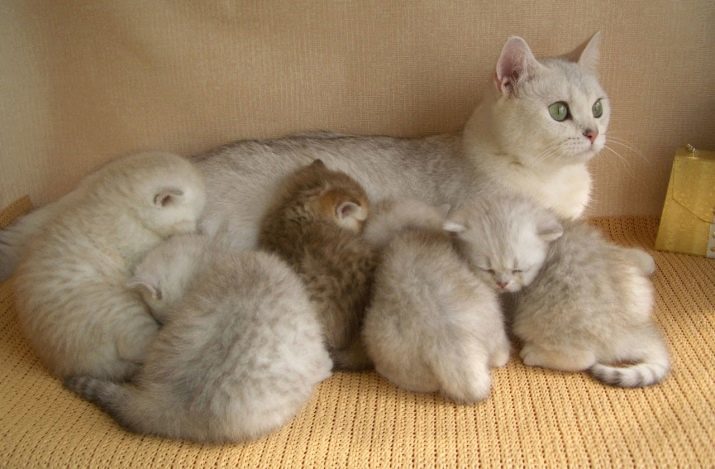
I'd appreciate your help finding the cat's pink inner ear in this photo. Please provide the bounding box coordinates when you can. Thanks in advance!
[126,278,161,300]
[495,36,539,95]
[336,201,361,220]
[154,188,184,207]
[578,31,601,74]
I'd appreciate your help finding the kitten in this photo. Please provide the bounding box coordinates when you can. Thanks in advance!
[363,200,510,403]
[455,194,669,387]
[66,234,331,443]
[0,33,608,281]
[259,159,375,371]
[14,151,206,380]
[512,220,669,387]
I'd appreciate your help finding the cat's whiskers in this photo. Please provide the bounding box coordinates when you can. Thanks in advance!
[605,136,648,163]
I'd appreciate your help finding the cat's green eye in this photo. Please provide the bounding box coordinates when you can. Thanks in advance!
[592,99,603,118]
[548,101,569,122]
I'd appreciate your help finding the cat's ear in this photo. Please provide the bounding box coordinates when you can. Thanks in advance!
[153,188,184,207]
[577,32,601,74]
[495,36,542,96]
[537,218,564,242]
[336,200,367,222]
[126,277,163,301]
[437,204,451,218]
[310,159,326,169]
[443,207,467,233]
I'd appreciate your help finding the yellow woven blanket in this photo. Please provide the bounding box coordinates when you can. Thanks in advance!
[1,199,713,467]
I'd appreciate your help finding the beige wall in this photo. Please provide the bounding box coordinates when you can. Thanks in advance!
[1,0,713,216]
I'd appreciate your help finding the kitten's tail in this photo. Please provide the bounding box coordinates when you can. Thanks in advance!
[590,347,670,388]
[64,375,142,430]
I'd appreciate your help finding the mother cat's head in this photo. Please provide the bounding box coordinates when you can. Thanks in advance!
[465,33,609,167]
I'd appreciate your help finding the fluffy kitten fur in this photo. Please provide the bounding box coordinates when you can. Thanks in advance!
[14,152,206,380]
[512,220,669,387]
[0,34,608,282]
[363,200,510,403]
[463,194,669,387]
[66,234,331,443]
[259,160,375,370]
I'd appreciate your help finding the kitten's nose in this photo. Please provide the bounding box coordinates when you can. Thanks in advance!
[583,129,598,143]
[496,281,508,289]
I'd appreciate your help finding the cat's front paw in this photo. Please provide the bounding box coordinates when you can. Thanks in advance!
[520,344,548,368]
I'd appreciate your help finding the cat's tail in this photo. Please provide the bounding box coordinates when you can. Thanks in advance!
[64,375,143,430]
[590,344,670,388]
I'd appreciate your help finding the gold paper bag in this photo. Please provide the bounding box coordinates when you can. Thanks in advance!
[655,145,715,258]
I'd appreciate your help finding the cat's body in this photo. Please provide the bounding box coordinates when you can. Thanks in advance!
[259,160,376,370]
[66,234,332,443]
[512,221,669,387]
[14,152,206,380]
[0,34,608,281]
[363,200,510,403]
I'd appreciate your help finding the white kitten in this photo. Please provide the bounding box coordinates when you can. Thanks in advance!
[513,220,669,387]
[462,195,669,387]
[0,34,608,281]
[14,152,206,380]
[463,33,609,220]
[66,234,332,443]
[363,201,510,404]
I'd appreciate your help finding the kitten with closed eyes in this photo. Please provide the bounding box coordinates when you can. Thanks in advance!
[14,152,206,380]
[259,159,376,370]
[449,194,669,387]
[363,198,511,404]
[66,234,331,443]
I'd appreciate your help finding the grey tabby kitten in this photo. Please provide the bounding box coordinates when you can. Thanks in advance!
[66,234,331,443]
[259,159,375,370]
[0,33,608,281]
[363,199,510,403]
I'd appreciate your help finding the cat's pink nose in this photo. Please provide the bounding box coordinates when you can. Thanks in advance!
[496,281,508,289]
[583,129,598,143]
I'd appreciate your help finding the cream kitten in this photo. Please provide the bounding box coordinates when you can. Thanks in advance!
[14,152,206,380]
[0,34,607,280]
[66,234,331,443]
[512,220,669,387]
[259,159,375,370]
[363,200,510,404]
[457,195,669,387]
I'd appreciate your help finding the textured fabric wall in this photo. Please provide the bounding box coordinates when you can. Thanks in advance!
[1,1,713,215]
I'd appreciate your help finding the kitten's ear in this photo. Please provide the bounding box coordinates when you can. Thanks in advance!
[336,200,367,222]
[153,188,184,207]
[310,159,326,169]
[437,204,451,218]
[443,207,467,233]
[538,218,564,242]
[495,36,542,96]
[126,277,163,301]
[577,32,602,74]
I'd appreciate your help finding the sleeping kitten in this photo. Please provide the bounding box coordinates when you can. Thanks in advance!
[0,33,608,281]
[14,152,206,380]
[512,220,669,387]
[453,194,669,387]
[259,159,375,370]
[66,234,331,443]
[363,200,510,403]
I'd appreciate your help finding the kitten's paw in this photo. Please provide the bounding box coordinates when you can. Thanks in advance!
[490,344,511,368]
[520,344,595,371]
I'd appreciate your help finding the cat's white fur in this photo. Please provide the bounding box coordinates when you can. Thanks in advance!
[464,34,609,220]
[14,152,206,379]
[66,234,332,443]
[0,34,607,281]
[363,200,510,403]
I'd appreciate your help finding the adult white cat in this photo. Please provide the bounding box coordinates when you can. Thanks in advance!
[0,33,608,280]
